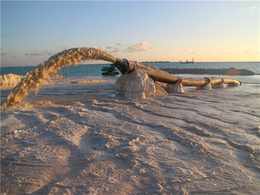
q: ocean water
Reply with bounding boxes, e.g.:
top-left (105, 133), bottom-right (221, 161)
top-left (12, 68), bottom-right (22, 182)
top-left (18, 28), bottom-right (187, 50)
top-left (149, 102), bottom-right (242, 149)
top-left (148, 61), bottom-right (260, 74)
top-left (1, 61), bottom-right (260, 78)
top-left (1, 61), bottom-right (260, 194)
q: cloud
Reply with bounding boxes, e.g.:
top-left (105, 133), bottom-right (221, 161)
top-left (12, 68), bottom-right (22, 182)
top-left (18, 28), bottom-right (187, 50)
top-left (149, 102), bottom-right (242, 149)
top-left (219, 51), bottom-right (234, 55)
top-left (116, 43), bottom-right (122, 46)
top-left (1, 52), bottom-right (7, 55)
top-left (244, 50), bottom-right (259, 54)
top-left (251, 6), bottom-right (256, 10)
top-left (133, 31), bottom-right (140, 34)
top-left (113, 48), bottom-right (120, 53)
top-left (100, 45), bottom-right (105, 51)
top-left (99, 45), bottom-right (119, 54)
top-left (184, 48), bottom-right (196, 54)
top-left (110, 48), bottom-right (120, 54)
top-left (25, 52), bottom-right (42, 56)
top-left (2, 34), bottom-right (11, 37)
top-left (123, 42), bottom-right (152, 53)
top-left (44, 48), bottom-right (53, 56)
top-left (106, 45), bottom-right (113, 49)
top-left (24, 49), bottom-right (53, 57)
top-left (146, 38), bottom-right (151, 41)
top-left (62, 45), bottom-right (73, 51)
top-left (154, 46), bottom-right (165, 50)
top-left (45, 48), bottom-right (51, 53)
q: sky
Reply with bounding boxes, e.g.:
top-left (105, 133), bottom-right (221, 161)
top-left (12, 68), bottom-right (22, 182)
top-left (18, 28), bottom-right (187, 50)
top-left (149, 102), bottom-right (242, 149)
top-left (1, 0), bottom-right (259, 67)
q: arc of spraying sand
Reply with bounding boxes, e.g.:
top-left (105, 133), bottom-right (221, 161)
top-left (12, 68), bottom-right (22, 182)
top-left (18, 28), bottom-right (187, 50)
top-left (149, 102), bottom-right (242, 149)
top-left (1, 47), bottom-right (117, 107)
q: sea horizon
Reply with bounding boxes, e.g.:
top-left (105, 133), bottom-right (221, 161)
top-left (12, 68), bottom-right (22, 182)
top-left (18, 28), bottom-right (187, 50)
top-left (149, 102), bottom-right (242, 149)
top-left (1, 60), bottom-right (260, 68)
top-left (1, 61), bottom-right (260, 76)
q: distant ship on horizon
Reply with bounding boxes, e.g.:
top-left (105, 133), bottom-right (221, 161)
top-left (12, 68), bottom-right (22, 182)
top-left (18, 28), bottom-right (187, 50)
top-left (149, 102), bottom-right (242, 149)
top-left (179, 58), bottom-right (194, 64)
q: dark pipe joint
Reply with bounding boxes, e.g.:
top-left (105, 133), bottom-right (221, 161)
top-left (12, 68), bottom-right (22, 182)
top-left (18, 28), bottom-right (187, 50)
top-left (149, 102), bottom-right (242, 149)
top-left (204, 77), bottom-right (211, 83)
top-left (115, 58), bottom-right (135, 74)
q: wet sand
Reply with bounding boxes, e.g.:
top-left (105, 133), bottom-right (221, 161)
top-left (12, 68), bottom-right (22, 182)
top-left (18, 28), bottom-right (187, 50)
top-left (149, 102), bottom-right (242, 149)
top-left (1, 79), bottom-right (260, 194)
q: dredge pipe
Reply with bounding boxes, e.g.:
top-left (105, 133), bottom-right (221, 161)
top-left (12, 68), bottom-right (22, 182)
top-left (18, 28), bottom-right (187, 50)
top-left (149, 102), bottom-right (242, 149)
top-left (115, 58), bottom-right (241, 86)
top-left (115, 58), bottom-right (180, 83)
top-left (136, 65), bottom-right (180, 83)
top-left (115, 58), bottom-right (135, 74)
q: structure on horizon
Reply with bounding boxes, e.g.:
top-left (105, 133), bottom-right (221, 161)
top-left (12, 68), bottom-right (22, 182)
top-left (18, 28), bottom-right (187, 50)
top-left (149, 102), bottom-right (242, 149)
top-left (179, 57), bottom-right (194, 64)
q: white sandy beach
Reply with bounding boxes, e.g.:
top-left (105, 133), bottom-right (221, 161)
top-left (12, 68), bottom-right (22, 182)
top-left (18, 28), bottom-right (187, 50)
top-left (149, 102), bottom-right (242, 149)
top-left (1, 77), bottom-right (260, 194)
top-left (2, 0), bottom-right (259, 193)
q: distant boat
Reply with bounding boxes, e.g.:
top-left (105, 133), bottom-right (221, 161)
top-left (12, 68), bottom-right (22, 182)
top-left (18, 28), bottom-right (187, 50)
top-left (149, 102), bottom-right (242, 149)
top-left (101, 64), bottom-right (119, 75)
top-left (179, 58), bottom-right (194, 64)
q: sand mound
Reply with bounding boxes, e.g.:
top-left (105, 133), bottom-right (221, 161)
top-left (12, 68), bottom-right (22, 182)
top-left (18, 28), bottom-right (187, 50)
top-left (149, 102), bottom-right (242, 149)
top-left (115, 69), bottom-right (156, 98)
top-left (0, 74), bottom-right (24, 88)
top-left (0, 73), bottom-right (66, 88)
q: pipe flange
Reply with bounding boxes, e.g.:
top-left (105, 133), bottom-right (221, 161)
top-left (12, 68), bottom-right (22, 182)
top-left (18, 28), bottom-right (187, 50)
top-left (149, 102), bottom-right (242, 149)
top-left (204, 77), bottom-right (211, 83)
top-left (177, 78), bottom-right (182, 83)
top-left (115, 58), bottom-right (135, 74)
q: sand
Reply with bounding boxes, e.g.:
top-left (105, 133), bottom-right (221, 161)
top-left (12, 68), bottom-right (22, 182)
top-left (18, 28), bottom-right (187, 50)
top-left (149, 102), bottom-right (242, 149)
top-left (0, 73), bottom-right (66, 89)
top-left (0, 74), bottom-right (24, 88)
top-left (1, 77), bottom-right (260, 194)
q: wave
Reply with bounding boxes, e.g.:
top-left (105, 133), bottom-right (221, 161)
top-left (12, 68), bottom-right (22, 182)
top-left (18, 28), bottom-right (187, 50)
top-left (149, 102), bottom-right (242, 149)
top-left (0, 74), bottom-right (24, 88)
